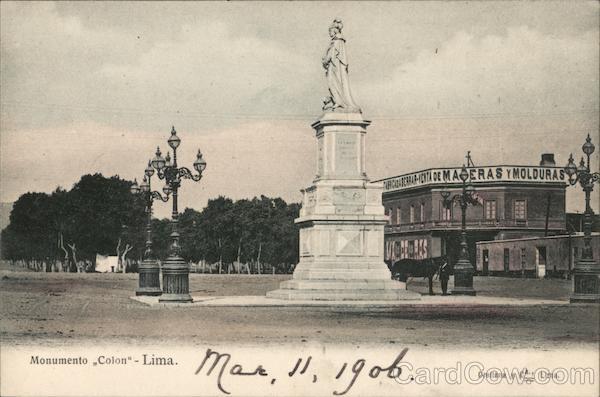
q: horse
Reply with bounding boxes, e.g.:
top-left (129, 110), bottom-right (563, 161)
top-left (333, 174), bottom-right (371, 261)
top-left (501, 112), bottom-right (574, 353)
top-left (388, 256), bottom-right (448, 295)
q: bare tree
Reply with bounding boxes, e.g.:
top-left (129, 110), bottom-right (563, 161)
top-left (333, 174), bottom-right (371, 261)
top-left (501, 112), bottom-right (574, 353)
top-left (217, 238), bottom-right (223, 274)
top-left (58, 233), bottom-right (69, 272)
top-left (66, 242), bottom-right (78, 273)
top-left (256, 242), bottom-right (262, 275)
top-left (116, 237), bottom-right (122, 272)
top-left (121, 243), bottom-right (133, 273)
top-left (236, 242), bottom-right (243, 274)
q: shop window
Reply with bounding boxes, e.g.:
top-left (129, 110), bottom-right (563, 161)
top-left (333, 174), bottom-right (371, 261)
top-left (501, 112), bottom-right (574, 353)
top-left (393, 241), bottom-right (401, 260)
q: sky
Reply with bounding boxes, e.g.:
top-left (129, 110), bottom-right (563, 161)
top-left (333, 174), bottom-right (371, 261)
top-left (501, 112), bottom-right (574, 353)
top-left (1, 1), bottom-right (598, 218)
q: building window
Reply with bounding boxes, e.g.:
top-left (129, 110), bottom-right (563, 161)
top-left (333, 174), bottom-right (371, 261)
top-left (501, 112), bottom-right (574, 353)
top-left (485, 200), bottom-right (497, 220)
top-left (410, 205), bottom-right (415, 223)
top-left (440, 200), bottom-right (451, 220)
top-left (420, 203), bottom-right (425, 222)
top-left (396, 207), bottom-right (401, 225)
top-left (503, 248), bottom-right (510, 272)
top-left (386, 208), bottom-right (392, 224)
top-left (520, 248), bottom-right (527, 271)
top-left (514, 200), bottom-right (526, 220)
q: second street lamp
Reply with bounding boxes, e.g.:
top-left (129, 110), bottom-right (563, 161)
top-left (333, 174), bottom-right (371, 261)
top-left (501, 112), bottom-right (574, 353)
top-left (130, 161), bottom-right (170, 296)
top-left (564, 134), bottom-right (600, 303)
top-left (152, 126), bottom-right (207, 303)
top-left (440, 164), bottom-right (479, 296)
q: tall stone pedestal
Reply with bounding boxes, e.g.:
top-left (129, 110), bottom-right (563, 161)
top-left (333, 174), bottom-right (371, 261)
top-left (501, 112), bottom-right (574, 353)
top-left (267, 112), bottom-right (420, 301)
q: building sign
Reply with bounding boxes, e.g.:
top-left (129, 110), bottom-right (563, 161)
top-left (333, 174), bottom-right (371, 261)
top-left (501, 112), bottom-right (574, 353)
top-left (382, 166), bottom-right (566, 193)
top-left (385, 239), bottom-right (428, 261)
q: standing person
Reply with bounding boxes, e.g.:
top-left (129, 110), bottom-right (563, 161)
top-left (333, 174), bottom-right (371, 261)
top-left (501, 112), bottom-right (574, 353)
top-left (440, 260), bottom-right (450, 295)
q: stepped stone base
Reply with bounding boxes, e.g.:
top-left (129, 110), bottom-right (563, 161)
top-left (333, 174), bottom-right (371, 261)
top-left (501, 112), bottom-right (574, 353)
top-left (267, 279), bottom-right (420, 301)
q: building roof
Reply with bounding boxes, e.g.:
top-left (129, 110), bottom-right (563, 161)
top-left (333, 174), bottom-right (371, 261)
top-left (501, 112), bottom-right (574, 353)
top-left (476, 232), bottom-right (600, 245)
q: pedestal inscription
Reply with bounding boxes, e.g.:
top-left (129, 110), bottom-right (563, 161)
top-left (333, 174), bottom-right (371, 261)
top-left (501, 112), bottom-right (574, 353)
top-left (335, 133), bottom-right (359, 176)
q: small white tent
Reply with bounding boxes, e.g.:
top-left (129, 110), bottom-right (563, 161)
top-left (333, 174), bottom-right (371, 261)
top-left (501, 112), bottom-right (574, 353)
top-left (95, 255), bottom-right (119, 273)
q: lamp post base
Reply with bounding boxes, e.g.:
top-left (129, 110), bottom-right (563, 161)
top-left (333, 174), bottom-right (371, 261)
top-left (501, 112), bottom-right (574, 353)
top-left (136, 259), bottom-right (162, 296)
top-left (570, 258), bottom-right (600, 303)
top-left (158, 293), bottom-right (193, 303)
top-left (451, 287), bottom-right (477, 296)
top-left (452, 259), bottom-right (477, 296)
top-left (136, 288), bottom-right (162, 296)
top-left (159, 256), bottom-right (192, 303)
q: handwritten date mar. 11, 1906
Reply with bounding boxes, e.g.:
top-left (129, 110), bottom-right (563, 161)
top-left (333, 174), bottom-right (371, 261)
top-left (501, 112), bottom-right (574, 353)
top-left (195, 347), bottom-right (409, 395)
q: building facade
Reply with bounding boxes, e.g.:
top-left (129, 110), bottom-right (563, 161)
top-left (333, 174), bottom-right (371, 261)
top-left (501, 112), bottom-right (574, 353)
top-left (475, 233), bottom-right (600, 278)
top-left (379, 155), bottom-right (567, 269)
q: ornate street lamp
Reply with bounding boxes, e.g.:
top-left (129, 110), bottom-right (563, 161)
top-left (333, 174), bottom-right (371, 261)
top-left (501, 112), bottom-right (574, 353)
top-left (440, 164), bottom-right (479, 296)
top-left (130, 161), bottom-right (170, 296)
top-left (152, 126), bottom-right (207, 303)
top-left (564, 134), bottom-right (600, 303)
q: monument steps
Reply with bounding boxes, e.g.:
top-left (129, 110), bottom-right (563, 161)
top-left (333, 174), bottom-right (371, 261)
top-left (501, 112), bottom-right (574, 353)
top-left (279, 279), bottom-right (407, 290)
top-left (266, 288), bottom-right (420, 301)
top-left (292, 270), bottom-right (392, 280)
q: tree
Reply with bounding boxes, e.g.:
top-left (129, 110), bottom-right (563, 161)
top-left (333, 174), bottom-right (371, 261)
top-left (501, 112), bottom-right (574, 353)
top-left (178, 208), bottom-right (203, 263)
top-left (1, 176), bottom-right (300, 274)
top-left (2, 192), bottom-right (56, 266)
top-left (64, 174), bottom-right (144, 263)
top-left (148, 218), bottom-right (172, 261)
top-left (1, 174), bottom-right (146, 271)
top-left (197, 197), bottom-right (235, 272)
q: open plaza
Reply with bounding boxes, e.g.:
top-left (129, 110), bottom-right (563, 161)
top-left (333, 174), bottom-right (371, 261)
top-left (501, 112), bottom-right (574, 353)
top-left (1, 261), bottom-right (597, 350)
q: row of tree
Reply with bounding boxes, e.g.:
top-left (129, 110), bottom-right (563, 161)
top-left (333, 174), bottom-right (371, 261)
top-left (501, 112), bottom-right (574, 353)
top-left (0, 173), bottom-right (300, 273)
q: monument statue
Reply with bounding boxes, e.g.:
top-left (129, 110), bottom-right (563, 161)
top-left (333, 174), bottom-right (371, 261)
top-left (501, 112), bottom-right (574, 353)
top-left (322, 19), bottom-right (361, 113)
top-left (267, 20), bottom-right (420, 301)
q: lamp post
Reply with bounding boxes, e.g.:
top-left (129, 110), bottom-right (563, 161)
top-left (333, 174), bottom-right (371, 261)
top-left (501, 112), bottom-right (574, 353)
top-left (440, 164), bottom-right (478, 296)
top-left (130, 161), bottom-right (170, 296)
top-left (152, 126), bottom-right (207, 303)
top-left (564, 134), bottom-right (600, 303)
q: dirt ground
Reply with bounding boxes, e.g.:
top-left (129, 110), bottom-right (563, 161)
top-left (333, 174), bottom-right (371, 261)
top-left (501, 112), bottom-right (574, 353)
top-left (1, 263), bottom-right (598, 349)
